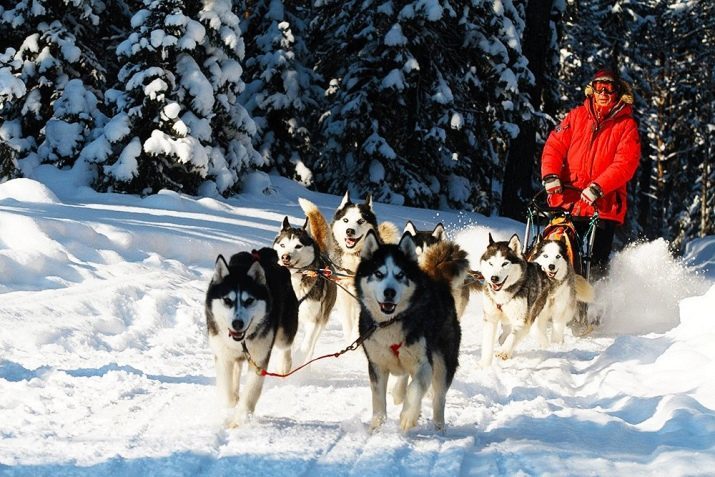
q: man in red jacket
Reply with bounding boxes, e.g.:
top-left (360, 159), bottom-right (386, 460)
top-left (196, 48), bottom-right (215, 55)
top-left (541, 68), bottom-right (641, 279)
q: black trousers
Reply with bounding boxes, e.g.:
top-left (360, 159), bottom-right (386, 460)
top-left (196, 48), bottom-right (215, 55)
top-left (573, 219), bottom-right (616, 280)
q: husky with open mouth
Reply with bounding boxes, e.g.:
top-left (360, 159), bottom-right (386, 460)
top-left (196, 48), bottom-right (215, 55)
top-left (479, 233), bottom-right (551, 366)
top-left (329, 192), bottom-right (399, 342)
top-left (205, 248), bottom-right (298, 427)
top-left (273, 198), bottom-right (337, 363)
top-left (530, 237), bottom-right (595, 344)
top-left (355, 231), bottom-right (461, 432)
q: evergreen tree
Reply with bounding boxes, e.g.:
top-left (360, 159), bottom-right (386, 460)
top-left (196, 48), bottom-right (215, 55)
top-left (0, 0), bottom-right (108, 167)
top-left (310, 0), bottom-right (531, 212)
top-left (239, 0), bottom-right (323, 185)
top-left (95, 0), bottom-right (260, 195)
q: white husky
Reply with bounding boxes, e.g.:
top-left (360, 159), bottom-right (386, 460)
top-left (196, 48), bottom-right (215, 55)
top-left (530, 238), bottom-right (595, 345)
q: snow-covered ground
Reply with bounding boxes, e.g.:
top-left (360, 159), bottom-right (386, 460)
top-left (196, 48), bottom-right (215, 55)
top-left (1, 169), bottom-right (714, 476)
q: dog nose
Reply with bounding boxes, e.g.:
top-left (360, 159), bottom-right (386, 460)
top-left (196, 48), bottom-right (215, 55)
top-left (346, 228), bottom-right (355, 236)
top-left (281, 254), bottom-right (291, 262)
top-left (490, 276), bottom-right (500, 283)
top-left (232, 319), bottom-right (244, 330)
top-left (548, 264), bottom-right (555, 270)
top-left (383, 288), bottom-right (396, 300)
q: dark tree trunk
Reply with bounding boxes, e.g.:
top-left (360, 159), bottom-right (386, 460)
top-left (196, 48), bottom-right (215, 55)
top-left (500, 0), bottom-right (555, 220)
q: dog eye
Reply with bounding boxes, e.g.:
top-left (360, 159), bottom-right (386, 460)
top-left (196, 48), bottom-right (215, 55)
top-left (343, 218), bottom-right (348, 223)
top-left (556, 254), bottom-right (561, 259)
top-left (295, 245), bottom-right (302, 249)
top-left (279, 243), bottom-right (285, 248)
top-left (223, 297), bottom-right (234, 307)
top-left (244, 297), bottom-right (254, 306)
top-left (395, 272), bottom-right (405, 280)
top-left (375, 271), bottom-right (385, 279)
top-left (357, 219), bottom-right (365, 225)
top-left (502, 261), bottom-right (509, 267)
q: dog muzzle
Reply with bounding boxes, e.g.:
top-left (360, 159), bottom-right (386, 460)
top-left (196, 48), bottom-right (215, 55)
top-left (344, 235), bottom-right (363, 249)
top-left (379, 301), bottom-right (397, 315)
top-left (228, 329), bottom-right (246, 341)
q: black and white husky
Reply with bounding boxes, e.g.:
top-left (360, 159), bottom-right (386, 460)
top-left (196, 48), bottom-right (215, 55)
top-left (356, 231), bottom-right (461, 432)
top-left (205, 248), bottom-right (298, 427)
top-left (329, 192), bottom-right (399, 342)
top-left (479, 233), bottom-right (551, 366)
top-left (403, 221), bottom-right (472, 320)
top-left (273, 199), bottom-right (337, 362)
top-left (530, 238), bottom-right (595, 344)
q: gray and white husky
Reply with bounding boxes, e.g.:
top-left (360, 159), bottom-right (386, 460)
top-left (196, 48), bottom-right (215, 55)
top-left (273, 206), bottom-right (337, 363)
top-left (329, 192), bottom-right (399, 342)
top-left (479, 233), bottom-right (551, 366)
top-left (356, 230), bottom-right (461, 432)
top-left (530, 238), bottom-right (595, 344)
top-left (205, 248), bottom-right (298, 427)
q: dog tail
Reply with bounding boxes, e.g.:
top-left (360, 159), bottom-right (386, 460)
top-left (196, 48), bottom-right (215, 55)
top-left (298, 198), bottom-right (330, 251)
top-left (575, 275), bottom-right (595, 303)
top-left (378, 221), bottom-right (401, 244)
top-left (419, 240), bottom-right (470, 288)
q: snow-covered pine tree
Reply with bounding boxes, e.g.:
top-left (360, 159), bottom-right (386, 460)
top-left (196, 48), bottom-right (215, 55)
top-left (96, 0), bottom-right (260, 196)
top-left (310, 0), bottom-right (531, 212)
top-left (197, 0), bottom-right (263, 195)
top-left (0, 0), bottom-right (107, 169)
top-left (239, 0), bottom-right (323, 185)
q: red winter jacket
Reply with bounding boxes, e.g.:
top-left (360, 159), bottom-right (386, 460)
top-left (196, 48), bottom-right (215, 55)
top-left (541, 97), bottom-right (641, 224)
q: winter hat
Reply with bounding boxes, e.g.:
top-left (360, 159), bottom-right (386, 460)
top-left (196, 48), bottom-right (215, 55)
top-left (584, 68), bottom-right (634, 104)
top-left (590, 69), bottom-right (618, 83)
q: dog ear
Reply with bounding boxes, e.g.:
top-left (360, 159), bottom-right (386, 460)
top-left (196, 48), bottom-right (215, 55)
top-left (339, 191), bottom-right (351, 209)
top-left (247, 261), bottom-right (267, 286)
top-left (488, 232), bottom-right (495, 245)
top-left (213, 255), bottom-right (230, 282)
top-left (403, 221), bottom-right (417, 236)
top-left (398, 232), bottom-right (417, 261)
top-left (508, 234), bottom-right (522, 254)
top-left (361, 229), bottom-right (380, 260)
top-left (282, 216), bottom-right (291, 230)
top-left (364, 193), bottom-right (373, 209)
top-left (432, 223), bottom-right (445, 241)
top-left (302, 216), bottom-right (312, 237)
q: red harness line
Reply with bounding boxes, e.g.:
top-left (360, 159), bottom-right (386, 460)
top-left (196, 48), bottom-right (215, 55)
top-left (241, 315), bottom-right (404, 378)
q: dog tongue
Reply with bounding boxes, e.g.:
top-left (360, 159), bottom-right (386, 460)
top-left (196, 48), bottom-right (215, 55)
top-left (345, 238), bottom-right (356, 247)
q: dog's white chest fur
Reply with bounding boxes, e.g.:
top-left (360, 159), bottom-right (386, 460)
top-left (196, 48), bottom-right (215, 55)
top-left (364, 326), bottom-right (426, 376)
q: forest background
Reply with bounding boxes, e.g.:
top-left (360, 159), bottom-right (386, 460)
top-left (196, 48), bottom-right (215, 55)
top-left (1, 0), bottom-right (712, 251)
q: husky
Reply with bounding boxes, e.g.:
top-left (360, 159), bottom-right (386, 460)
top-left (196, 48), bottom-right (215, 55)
top-left (404, 221), bottom-right (472, 320)
top-left (479, 233), bottom-right (551, 366)
top-left (205, 248), bottom-right (298, 427)
top-left (403, 221), bottom-right (445, 255)
top-left (530, 237), bottom-right (595, 344)
top-left (272, 199), bottom-right (337, 362)
top-left (329, 192), bottom-right (400, 342)
top-left (355, 230), bottom-right (461, 432)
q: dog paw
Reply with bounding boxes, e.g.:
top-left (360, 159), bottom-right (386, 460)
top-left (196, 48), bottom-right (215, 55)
top-left (227, 409), bottom-right (251, 428)
top-left (369, 415), bottom-right (386, 431)
top-left (433, 421), bottom-right (446, 433)
top-left (495, 351), bottom-right (511, 361)
top-left (399, 410), bottom-right (419, 432)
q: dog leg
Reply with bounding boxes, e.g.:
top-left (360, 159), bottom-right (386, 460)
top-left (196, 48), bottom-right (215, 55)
top-left (231, 367), bottom-right (266, 427)
top-left (479, 317), bottom-right (498, 367)
top-left (401, 361), bottom-right (431, 432)
top-left (535, 312), bottom-right (550, 348)
top-left (496, 321), bottom-right (530, 360)
top-left (300, 320), bottom-right (324, 364)
top-left (430, 355), bottom-right (448, 432)
top-left (368, 362), bottom-right (389, 430)
top-left (497, 323), bottom-right (511, 345)
top-left (391, 375), bottom-right (408, 405)
top-left (215, 356), bottom-right (238, 408)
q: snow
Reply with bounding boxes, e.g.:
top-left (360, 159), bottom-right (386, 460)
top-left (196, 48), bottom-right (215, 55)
top-left (1, 171), bottom-right (714, 476)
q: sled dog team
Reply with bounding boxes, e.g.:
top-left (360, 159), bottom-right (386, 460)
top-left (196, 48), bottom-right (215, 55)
top-left (205, 193), bottom-right (595, 430)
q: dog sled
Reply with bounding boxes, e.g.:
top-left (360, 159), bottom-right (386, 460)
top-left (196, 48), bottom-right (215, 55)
top-left (523, 186), bottom-right (599, 281)
top-left (523, 187), bottom-right (600, 332)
